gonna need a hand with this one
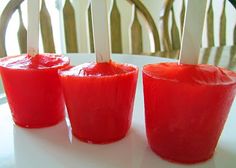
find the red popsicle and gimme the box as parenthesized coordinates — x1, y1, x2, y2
(143, 63, 236, 163)
(60, 61, 138, 143)
(59, 0, 137, 143)
(0, 54, 70, 128)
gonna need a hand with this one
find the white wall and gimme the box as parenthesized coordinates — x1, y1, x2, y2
(0, 0, 236, 56)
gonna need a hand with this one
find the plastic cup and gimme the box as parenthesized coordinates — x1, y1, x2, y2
(59, 61, 138, 144)
(142, 62, 236, 163)
(0, 54, 70, 128)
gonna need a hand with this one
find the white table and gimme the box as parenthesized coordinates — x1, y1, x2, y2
(0, 54, 236, 168)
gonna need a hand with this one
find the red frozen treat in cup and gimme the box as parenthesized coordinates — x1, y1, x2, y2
(143, 63, 236, 163)
(0, 54, 70, 128)
(60, 61, 138, 144)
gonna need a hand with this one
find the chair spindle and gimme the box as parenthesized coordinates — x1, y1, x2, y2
(110, 0, 122, 53)
(131, 5, 143, 55)
(171, 7, 180, 53)
(219, 0, 227, 46)
(17, 6, 27, 54)
(40, 0, 55, 53)
(63, 0, 78, 53)
(207, 0, 215, 47)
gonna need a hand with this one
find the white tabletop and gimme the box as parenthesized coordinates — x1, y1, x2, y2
(0, 54, 236, 168)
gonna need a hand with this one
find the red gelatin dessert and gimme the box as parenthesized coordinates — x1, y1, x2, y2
(0, 54, 70, 128)
(60, 61, 138, 144)
(143, 62, 236, 163)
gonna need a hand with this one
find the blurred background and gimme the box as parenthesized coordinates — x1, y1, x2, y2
(0, 0, 235, 56)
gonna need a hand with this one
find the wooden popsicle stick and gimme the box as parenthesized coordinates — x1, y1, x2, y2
(27, 0, 40, 56)
(91, 0, 111, 63)
(179, 0, 207, 64)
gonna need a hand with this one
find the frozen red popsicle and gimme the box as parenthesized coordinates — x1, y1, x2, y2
(0, 54, 70, 128)
(143, 62, 236, 163)
(59, 61, 138, 143)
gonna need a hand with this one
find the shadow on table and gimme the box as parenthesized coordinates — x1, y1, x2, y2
(13, 120, 146, 168)
(139, 146, 216, 168)
(213, 145, 236, 168)
(13, 120, 70, 168)
(0, 79, 7, 104)
(12, 120, 236, 168)
(139, 144, 236, 168)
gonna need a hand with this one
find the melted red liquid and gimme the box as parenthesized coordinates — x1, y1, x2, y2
(143, 63, 236, 163)
(0, 54, 70, 128)
(60, 62, 138, 143)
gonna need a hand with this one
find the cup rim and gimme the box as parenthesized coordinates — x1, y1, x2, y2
(59, 61, 138, 79)
(0, 54, 70, 71)
(142, 62, 236, 86)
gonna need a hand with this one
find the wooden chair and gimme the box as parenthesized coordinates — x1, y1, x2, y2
(201, 0, 236, 69)
(0, 0, 162, 57)
(0, 0, 235, 68)
(159, 0, 236, 69)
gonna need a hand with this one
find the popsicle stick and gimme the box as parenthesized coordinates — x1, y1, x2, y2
(179, 0, 207, 64)
(27, 0, 40, 56)
(91, 0, 111, 63)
